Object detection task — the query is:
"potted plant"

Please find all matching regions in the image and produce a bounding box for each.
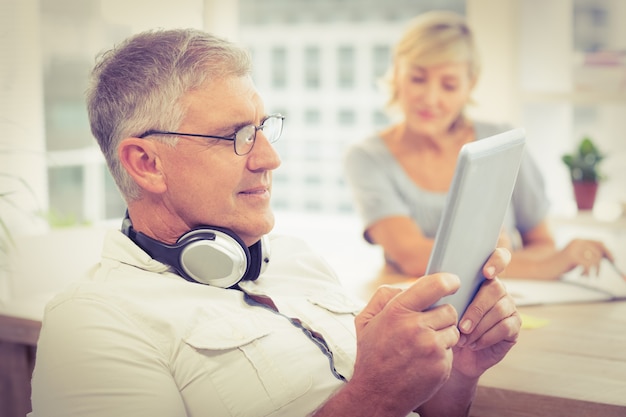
[0,172,32,303]
[561,136,605,211]
[0,173,39,266]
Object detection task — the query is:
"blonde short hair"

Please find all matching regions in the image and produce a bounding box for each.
[384,10,480,112]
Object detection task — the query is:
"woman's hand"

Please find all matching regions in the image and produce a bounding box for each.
[559,238,614,276]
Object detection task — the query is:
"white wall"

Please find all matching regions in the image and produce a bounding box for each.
[0,0,48,237]
[466,0,521,126]
[468,0,626,217]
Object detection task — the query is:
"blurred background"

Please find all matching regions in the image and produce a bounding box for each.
[1,3,625,415]
[1,0,625,237]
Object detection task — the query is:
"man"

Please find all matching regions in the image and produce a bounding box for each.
[30,29,520,417]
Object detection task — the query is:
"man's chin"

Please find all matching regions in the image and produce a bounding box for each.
[260,209,275,235]
[239,210,275,246]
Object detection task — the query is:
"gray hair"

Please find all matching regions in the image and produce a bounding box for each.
[86,29,252,201]
[384,11,480,114]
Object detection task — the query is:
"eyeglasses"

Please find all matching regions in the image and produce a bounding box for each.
[138,114,285,156]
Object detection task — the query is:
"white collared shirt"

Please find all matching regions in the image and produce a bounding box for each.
[30,231,364,417]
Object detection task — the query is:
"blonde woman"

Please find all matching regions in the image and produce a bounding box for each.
[344,10,613,280]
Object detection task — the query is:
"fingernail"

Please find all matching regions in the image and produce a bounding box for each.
[460,319,473,333]
[485,266,496,277]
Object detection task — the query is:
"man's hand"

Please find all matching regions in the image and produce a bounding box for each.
[418,247,521,417]
[313,248,521,417]
[347,272,462,416]
[449,247,521,378]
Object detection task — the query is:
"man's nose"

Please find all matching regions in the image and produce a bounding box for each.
[247,130,281,171]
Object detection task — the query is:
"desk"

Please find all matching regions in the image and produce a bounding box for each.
[472,301,626,417]
[345,267,626,417]
[3,214,625,415]
[3,290,625,417]
[0,314,41,417]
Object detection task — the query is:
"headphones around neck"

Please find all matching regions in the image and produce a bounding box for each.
[121,212,270,288]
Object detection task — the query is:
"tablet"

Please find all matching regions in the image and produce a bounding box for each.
[427,128,526,317]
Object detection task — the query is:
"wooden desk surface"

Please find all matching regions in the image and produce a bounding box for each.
[344,268,626,417]
[3,277,626,417]
[0,314,41,417]
[0,314,41,346]
[472,300,626,417]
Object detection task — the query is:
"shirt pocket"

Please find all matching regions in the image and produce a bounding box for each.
[303,292,361,380]
[307,291,363,315]
[182,311,313,417]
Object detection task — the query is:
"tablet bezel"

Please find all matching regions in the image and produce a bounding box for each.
[427,128,526,317]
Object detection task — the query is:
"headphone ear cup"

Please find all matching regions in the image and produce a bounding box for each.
[178,229,250,288]
[259,234,271,275]
[121,212,269,288]
[246,234,271,281]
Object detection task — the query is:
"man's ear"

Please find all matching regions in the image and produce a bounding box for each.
[118,138,167,194]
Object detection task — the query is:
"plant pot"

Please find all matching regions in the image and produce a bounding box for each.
[572,180,598,211]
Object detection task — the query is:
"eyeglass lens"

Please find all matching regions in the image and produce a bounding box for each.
[234,115,283,155]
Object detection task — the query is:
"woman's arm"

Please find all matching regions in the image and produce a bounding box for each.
[501,221,559,279]
[366,216,434,277]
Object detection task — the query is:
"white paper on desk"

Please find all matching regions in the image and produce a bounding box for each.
[503,258,626,306]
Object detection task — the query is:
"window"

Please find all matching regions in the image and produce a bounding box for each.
[337,109,356,126]
[337,45,355,89]
[32,0,465,225]
[371,45,391,88]
[36,1,205,225]
[271,47,288,89]
[304,46,321,89]
[240,2,465,215]
[47,166,83,225]
[304,108,321,125]
[372,109,389,127]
